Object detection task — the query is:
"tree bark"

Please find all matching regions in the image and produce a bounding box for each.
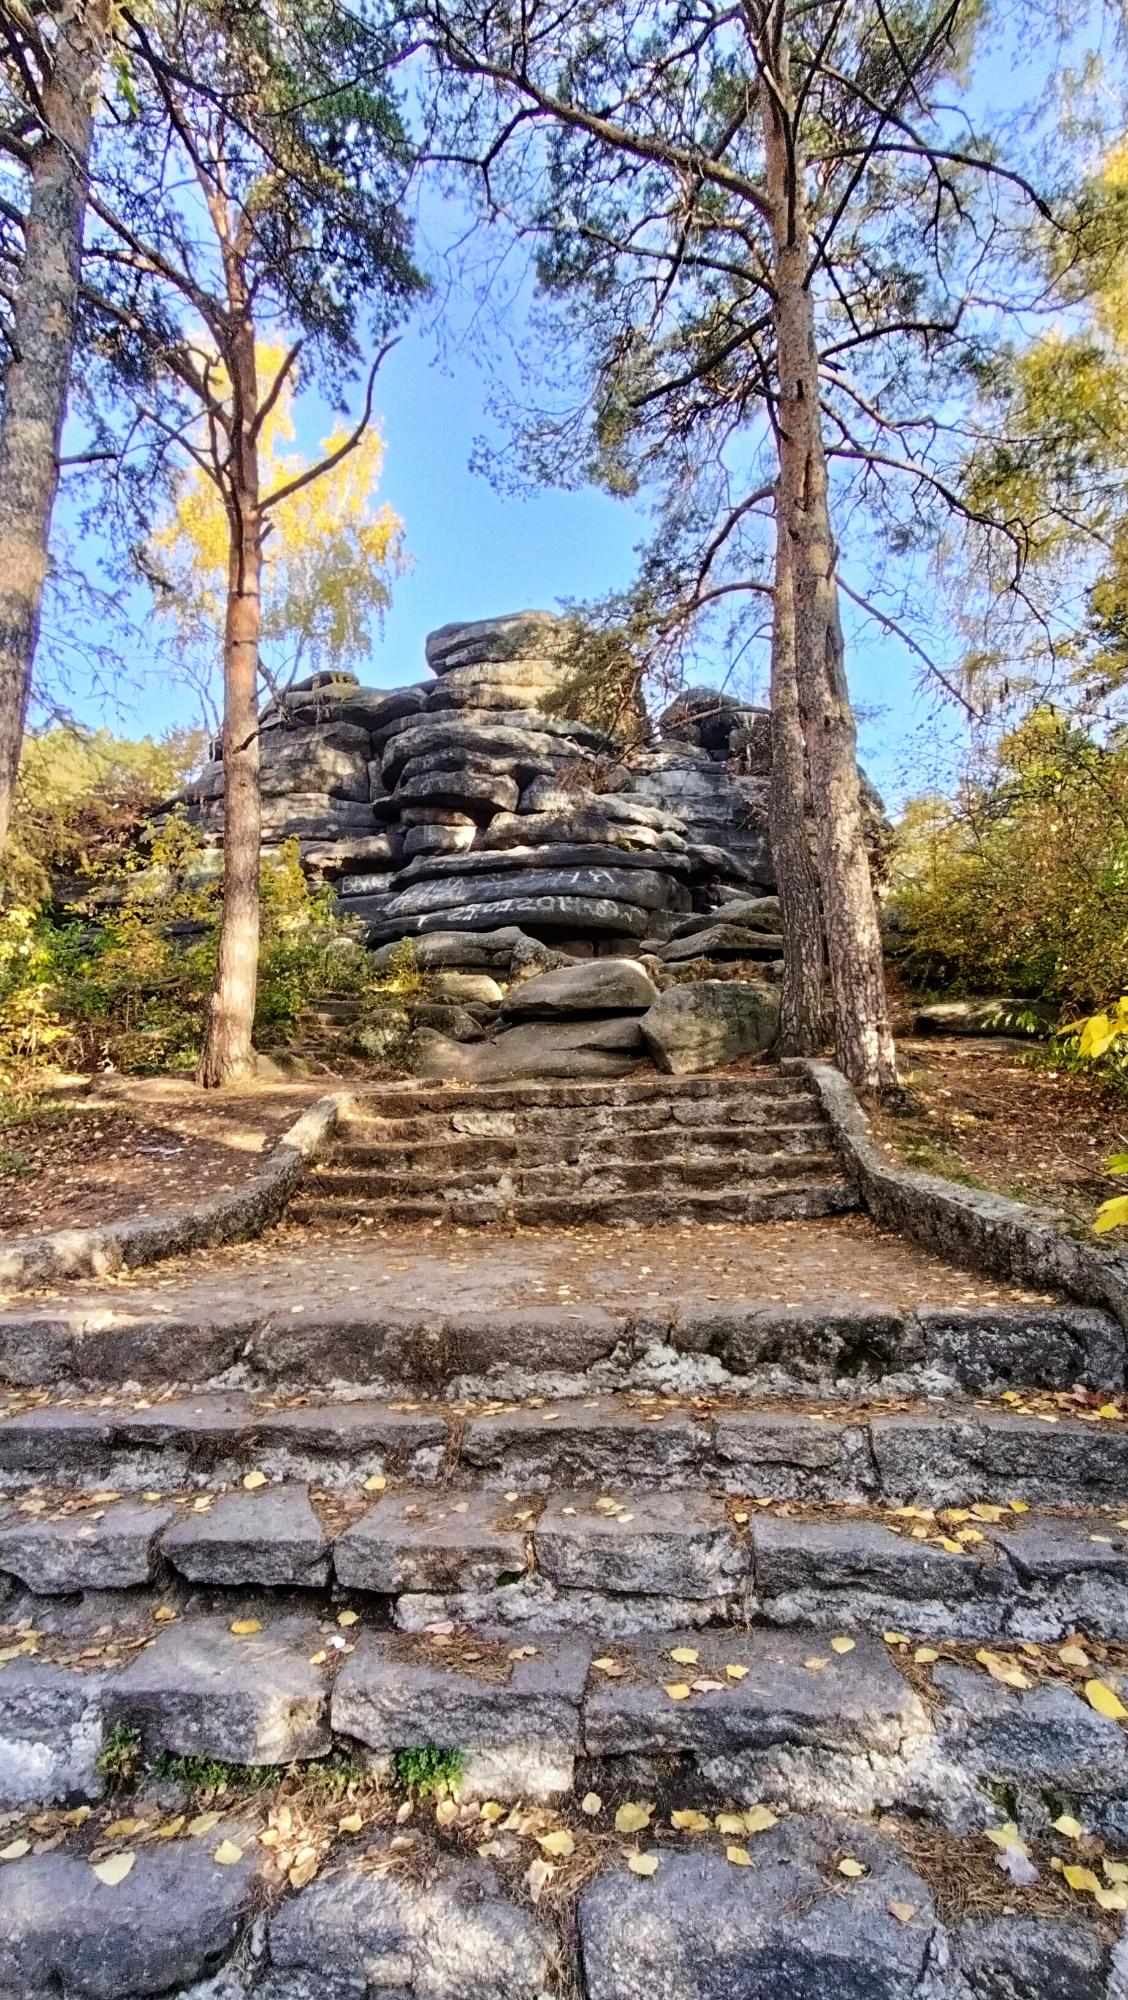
[761,61,898,1093]
[0,0,113,852]
[769,513,825,1052]
[197,324,262,1087]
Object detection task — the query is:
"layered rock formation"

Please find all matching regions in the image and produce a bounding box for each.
[186,611,779,954]
[181,610,875,1076]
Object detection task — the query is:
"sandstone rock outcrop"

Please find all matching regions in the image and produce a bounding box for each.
[177,610,883,1076]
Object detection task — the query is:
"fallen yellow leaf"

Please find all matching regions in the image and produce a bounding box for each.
[0,1838,30,1861]
[187,1812,221,1837]
[363,1474,387,1492]
[830,1637,856,1655]
[804,1656,829,1672]
[725,1664,749,1681]
[888,1900,917,1924]
[289,1851,319,1889]
[338,1811,363,1833]
[91,1852,135,1886]
[230,1619,261,1636]
[1058,1643,1090,1668]
[669,1647,699,1665]
[1053,1814,1084,1839]
[742,1805,777,1834]
[242,1470,268,1491]
[838,1857,867,1878]
[715,1813,747,1836]
[1063,1863,1101,1894]
[671,1809,711,1833]
[214,1840,243,1865]
[726,1845,751,1866]
[537,1829,575,1858]
[581,1793,602,1817]
[626,1851,659,1877]
[153,1606,176,1623]
[615,1802,652,1834]
[664,1683,692,1701]
[337,1610,359,1628]
[1086,1678,1128,1720]
[914,1647,939,1665]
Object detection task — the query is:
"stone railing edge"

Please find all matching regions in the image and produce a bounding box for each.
[0,1091,353,1292]
[791,1054,1128,1327]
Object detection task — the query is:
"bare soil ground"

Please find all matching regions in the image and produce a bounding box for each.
[0,1074,332,1237]
[1,1210,1052,1319]
[876,1034,1128,1229]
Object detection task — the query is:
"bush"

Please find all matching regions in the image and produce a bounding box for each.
[890,713,1128,1016]
[0,816,415,1084]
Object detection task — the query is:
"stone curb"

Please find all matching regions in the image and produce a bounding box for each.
[0,1092,352,1292]
[795,1056,1128,1327]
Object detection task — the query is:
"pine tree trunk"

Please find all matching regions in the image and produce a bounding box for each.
[0,0,112,852]
[761,73,898,1093]
[769,516,825,1052]
[197,330,262,1088]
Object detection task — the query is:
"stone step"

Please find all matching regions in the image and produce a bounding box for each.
[1,1803,1120,2000]
[288,1178,859,1228]
[307,1149,841,1203]
[340,1088,825,1144]
[3,1393,1126,1507]
[1,1296,1120,1399]
[329,1118,833,1171]
[342,1071,809,1119]
[3,1471,1127,1644]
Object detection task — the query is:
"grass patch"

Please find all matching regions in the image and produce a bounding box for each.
[96,1721,142,1789]
[146,1748,371,1800]
[393,1745,466,1798]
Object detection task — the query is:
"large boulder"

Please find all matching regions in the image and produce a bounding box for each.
[661,924,784,962]
[671,895,781,937]
[914,998,1056,1038]
[425,611,566,673]
[502,958,659,1016]
[394,770,521,816]
[258,721,373,801]
[641,979,780,1073]
[660,687,773,769]
[380,865,688,923]
[482,809,684,855]
[370,895,652,941]
[412,1012,646,1081]
[626,748,774,886]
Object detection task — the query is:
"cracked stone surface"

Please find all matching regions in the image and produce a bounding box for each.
[334,1487,533,1593]
[535,1488,744,1599]
[103,1613,331,1765]
[261,1843,552,1999]
[579,1816,940,2000]
[0,1660,102,1805]
[161,1485,331,1588]
[0,1500,173,1593]
[0,1823,260,1997]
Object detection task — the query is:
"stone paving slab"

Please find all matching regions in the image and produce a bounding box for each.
[535,1487,743,1599]
[0,1499,173,1593]
[102,1612,331,1765]
[335,1486,533,1593]
[161,1484,331,1588]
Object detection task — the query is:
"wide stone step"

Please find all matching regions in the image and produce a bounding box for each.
[288,1178,859,1228]
[342,1071,810,1119]
[2,1805,1120,2000]
[329,1118,833,1171]
[307,1149,840,1202]
[339,1087,825,1145]
[3,1467,1127,1644]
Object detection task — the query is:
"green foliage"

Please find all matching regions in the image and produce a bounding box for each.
[392,1745,466,1798]
[145,1747,370,1796]
[6,727,204,904]
[890,713,1128,1015]
[96,1722,142,1789]
[0,811,413,1083]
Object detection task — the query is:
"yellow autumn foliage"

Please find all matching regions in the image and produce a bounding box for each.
[149,341,406,681]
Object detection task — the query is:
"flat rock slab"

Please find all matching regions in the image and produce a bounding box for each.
[103,1614,331,1765]
[583,1628,923,1761]
[578,1818,937,2000]
[753,1514,1007,1613]
[0,1826,259,1998]
[161,1484,330,1588]
[335,1487,533,1593]
[0,1500,172,1592]
[264,1842,552,1999]
[536,1488,743,1599]
[933,1664,1128,1805]
[502,958,660,1016]
[332,1628,590,1760]
[642,981,781,1074]
[461,1401,712,1489]
[869,1412,1128,1504]
[713,1410,874,1501]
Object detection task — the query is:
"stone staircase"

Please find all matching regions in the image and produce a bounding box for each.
[292,1068,860,1226]
[2,1146,1128,1992]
